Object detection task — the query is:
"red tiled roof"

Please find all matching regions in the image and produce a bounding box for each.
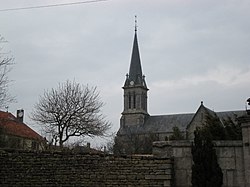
[0,111,44,141]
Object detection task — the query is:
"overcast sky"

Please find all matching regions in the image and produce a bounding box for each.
[1,0,250,146]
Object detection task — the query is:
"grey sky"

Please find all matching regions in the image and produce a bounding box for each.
[1,0,250,145]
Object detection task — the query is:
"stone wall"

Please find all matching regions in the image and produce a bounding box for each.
[239,115,250,186]
[216,141,245,187]
[0,149,173,187]
[153,140,245,187]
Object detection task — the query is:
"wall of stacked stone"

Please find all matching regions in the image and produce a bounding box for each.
[153,140,245,187]
[0,149,173,187]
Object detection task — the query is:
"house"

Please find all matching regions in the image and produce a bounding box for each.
[0,109,45,150]
[115,26,245,154]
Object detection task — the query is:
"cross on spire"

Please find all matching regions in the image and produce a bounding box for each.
[135,15,137,32]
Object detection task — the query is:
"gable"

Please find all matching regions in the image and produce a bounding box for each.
[186,104,214,132]
[186,103,245,139]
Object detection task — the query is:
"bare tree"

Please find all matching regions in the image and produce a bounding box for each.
[0,35,14,108]
[31,80,111,147]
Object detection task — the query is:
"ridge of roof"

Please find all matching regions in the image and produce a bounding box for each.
[0,111,16,119]
[216,109,245,114]
[149,113,195,117]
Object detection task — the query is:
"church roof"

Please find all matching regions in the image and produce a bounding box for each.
[216,110,246,122]
[118,109,245,136]
[118,113,194,135]
[144,113,194,133]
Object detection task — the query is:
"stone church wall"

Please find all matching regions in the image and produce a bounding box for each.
[153,140,245,187]
[0,149,173,187]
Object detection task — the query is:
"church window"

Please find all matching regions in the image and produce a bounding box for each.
[129,93,132,109]
[133,94,136,109]
[142,93,145,110]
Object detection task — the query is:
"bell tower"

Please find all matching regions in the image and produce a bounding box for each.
[120,18,149,127]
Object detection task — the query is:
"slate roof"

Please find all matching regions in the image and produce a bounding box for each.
[187,103,246,129]
[124,30,147,88]
[118,113,194,135]
[118,109,246,136]
[194,104,245,120]
[144,113,194,133]
[0,111,44,141]
[129,31,142,83]
[216,110,246,123]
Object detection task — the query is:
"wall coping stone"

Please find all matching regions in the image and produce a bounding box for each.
[153,140,243,148]
[214,140,242,147]
[0,148,172,161]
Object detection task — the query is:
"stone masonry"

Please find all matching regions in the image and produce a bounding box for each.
[152,113,250,187]
[0,149,173,187]
[153,140,245,187]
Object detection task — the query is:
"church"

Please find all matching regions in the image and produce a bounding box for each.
[115,25,245,154]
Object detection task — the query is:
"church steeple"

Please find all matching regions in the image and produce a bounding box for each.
[124,18,147,88]
[128,31,143,84]
[122,18,149,118]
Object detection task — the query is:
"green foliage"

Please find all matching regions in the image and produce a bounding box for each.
[200,114,242,140]
[202,114,226,140]
[192,129,223,187]
[223,117,242,140]
[142,134,159,153]
[169,126,185,140]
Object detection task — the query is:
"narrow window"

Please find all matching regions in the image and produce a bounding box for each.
[128,93,131,109]
[133,94,136,109]
[142,93,145,110]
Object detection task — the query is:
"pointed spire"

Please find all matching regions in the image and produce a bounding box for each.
[127,16,146,87]
[129,30,142,82]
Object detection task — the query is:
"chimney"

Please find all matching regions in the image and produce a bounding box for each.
[16,109,24,122]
